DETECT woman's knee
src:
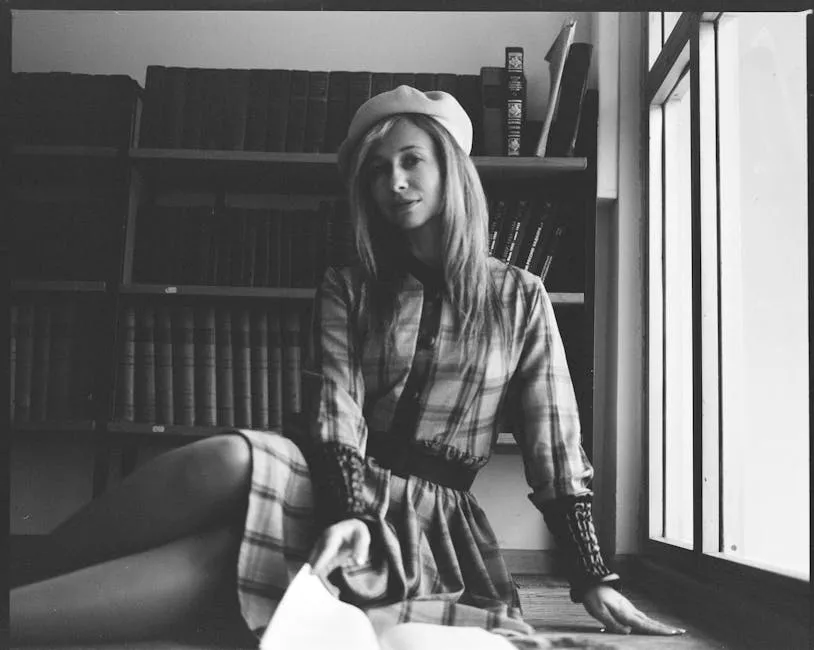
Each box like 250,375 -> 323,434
176,435 -> 252,505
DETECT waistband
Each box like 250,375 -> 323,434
365,431 -> 478,492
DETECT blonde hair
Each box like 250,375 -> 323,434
345,113 -> 508,368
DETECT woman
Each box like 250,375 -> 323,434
10,86 -> 683,647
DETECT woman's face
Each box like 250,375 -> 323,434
366,119 -> 443,233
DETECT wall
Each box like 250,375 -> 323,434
10,10 -> 596,553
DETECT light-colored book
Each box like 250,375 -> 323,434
260,564 -> 516,650
534,18 -> 578,158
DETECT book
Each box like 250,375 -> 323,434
139,65 -> 166,148
155,304 -> 175,425
282,306 -> 302,418
516,199 -> 555,271
222,69 -> 251,151
10,305 -> 17,422
244,69 -> 273,151
266,69 -> 292,152
479,67 -> 505,156
455,74 -> 481,155
250,308 -> 270,430
304,70 -> 330,154
285,70 -> 310,153
371,72 -> 395,98
414,72 -> 437,92
347,71 -> 373,124
526,202 -> 561,276
30,303 -> 52,422
202,68 -> 231,150
540,225 -> 565,283
215,307 -> 235,427
392,72 -> 416,89
233,307 -> 252,428
172,305 -> 196,426
488,198 -> 510,257
47,299 -> 76,421
504,198 -> 532,265
194,305 -> 217,427
115,305 -> 136,422
268,309 -> 284,430
134,304 -> 156,423
260,564 -> 518,650
505,47 -> 525,157
163,67 -> 188,148
534,18 -> 577,157
546,43 -> 593,158
435,73 -> 458,97
324,71 -> 351,154
181,68 -> 207,149
14,303 -> 34,423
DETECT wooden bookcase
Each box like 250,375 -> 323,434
9,52 -> 599,498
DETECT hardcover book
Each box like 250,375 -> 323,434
504,47 -> 525,157
534,18 -> 577,157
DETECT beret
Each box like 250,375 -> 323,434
337,85 -> 473,178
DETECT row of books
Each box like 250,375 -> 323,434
11,198 -> 119,282
10,72 -> 141,148
114,303 -> 309,430
10,300 -> 96,424
132,199 -> 355,288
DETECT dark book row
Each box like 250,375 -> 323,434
11,198 -> 120,282
488,196 -> 582,286
10,300 -> 96,424
114,302 -> 309,430
138,66 -> 537,156
132,199 -> 355,288
10,72 -> 141,148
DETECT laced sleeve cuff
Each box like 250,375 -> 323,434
540,494 -> 622,603
305,441 -> 376,527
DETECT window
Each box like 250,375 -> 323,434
646,11 -> 809,581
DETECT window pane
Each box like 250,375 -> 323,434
663,13 -> 681,42
717,12 -> 809,579
662,73 -> 693,547
648,13 -> 664,68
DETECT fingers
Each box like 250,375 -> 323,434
606,601 -> 685,636
585,600 -> 632,635
308,520 -> 371,578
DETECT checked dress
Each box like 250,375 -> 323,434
232,254 -> 611,641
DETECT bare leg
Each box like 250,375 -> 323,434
30,434 -> 252,581
10,524 -> 246,646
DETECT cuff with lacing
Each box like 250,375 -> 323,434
305,441 -> 376,527
540,494 -> 622,603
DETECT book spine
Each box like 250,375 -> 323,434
139,65 -> 166,147
250,308 -> 270,430
172,305 -> 196,426
285,70 -> 310,153
347,71 -> 373,122
10,305 -> 17,422
194,305 -> 217,427
455,74 -> 482,156
181,68 -> 206,149
282,306 -> 302,419
304,70 -> 330,154
540,225 -> 566,282
243,211 -> 259,288
279,210 -> 292,288
517,200 -> 551,271
324,70 -> 350,154
244,69 -> 272,151
164,67 -> 188,148
30,302 -> 52,422
233,307 -> 252,427
506,198 -> 532,265
435,73 -> 459,97
134,304 -> 156,423
14,303 -> 34,423
256,211 -> 273,288
155,304 -> 175,425
268,309 -> 284,430
371,72 -> 395,97
115,305 -> 136,422
223,69 -> 250,151
201,68 -> 228,150
546,43 -> 593,158
505,47 -> 525,157
47,299 -> 76,421
414,72 -> 437,92
393,72 -> 416,89
488,198 -> 509,256
268,210 -> 282,287
216,307 -> 235,427
266,69 -> 292,153
480,67 -> 505,156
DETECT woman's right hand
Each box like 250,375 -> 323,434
308,518 -> 371,578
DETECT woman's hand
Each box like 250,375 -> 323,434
308,518 -> 371,578
582,585 -> 685,635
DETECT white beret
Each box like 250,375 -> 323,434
337,85 -> 473,178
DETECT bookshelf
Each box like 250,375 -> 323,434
9,71 -> 599,498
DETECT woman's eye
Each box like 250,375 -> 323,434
402,155 -> 421,168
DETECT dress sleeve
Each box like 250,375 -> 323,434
511,277 -> 619,601
301,267 -> 377,527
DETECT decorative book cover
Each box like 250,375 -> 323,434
505,47 -> 525,157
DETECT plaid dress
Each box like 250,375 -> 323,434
234,255 -> 594,640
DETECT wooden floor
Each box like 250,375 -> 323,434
10,572 -> 738,649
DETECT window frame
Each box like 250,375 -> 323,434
641,9 -> 811,610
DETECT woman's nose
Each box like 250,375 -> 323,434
390,166 -> 408,191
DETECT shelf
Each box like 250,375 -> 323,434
12,280 -> 108,294
129,148 -> 587,192
120,284 -> 316,299
548,292 -> 584,306
12,420 -> 98,433
106,422 -> 223,439
9,144 -> 128,185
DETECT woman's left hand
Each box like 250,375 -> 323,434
582,585 -> 686,635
